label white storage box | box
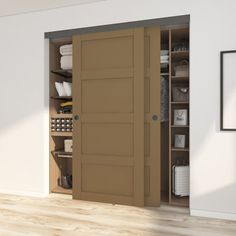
[172,165,189,197]
[64,139,73,153]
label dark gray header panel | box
[45,14,190,39]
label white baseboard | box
[191,209,236,221]
[0,189,49,198]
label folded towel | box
[60,44,72,56]
[55,82,67,97]
[161,55,169,60]
[61,101,73,107]
[161,60,169,64]
[161,50,169,56]
[61,55,72,70]
[63,81,72,96]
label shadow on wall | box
[190,48,236,214]
[191,183,236,215]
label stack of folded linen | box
[55,81,72,97]
[59,101,73,114]
[60,44,72,70]
[160,50,169,64]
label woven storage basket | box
[174,60,189,77]
[172,87,189,102]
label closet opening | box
[47,19,190,208]
[160,26,190,207]
[49,38,73,195]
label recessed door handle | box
[74,115,80,121]
[152,115,158,121]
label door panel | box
[81,123,133,157]
[73,28,144,206]
[81,164,133,196]
[81,78,133,113]
[144,27,161,206]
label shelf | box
[171,51,189,60]
[161,73,169,76]
[171,195,189,207]
[171,101,189,105]
[51,132,72,137]
[171,147,189,152]
[171,76,189,82]
[51,114,73,119]
[52,186,72,195]
[51,69,72,78]
[50,96,72,100]
[171,125,189,128]
[52,150,72,159]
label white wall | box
[0,0,104,16]
[0,0,236,220]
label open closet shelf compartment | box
[52,186,72,195]
[171,51,189,60]
[52,150,72,159]
[171,195,189,207]
[171,76,189,82]
[51,69,72,78]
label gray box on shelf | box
[174,109,188,126]
[174,134,186,148]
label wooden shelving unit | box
[49,38,73,196]
[168,27,190,207]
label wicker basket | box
[172,87,189,102]
[174,60,189,77]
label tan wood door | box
[73,28,145,206]
[144,26,161,206]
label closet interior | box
[49,39,73,195]
[160,27,190,207]
[49,25,190,207]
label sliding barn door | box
[144,27,161,206]
[73,28,144,206]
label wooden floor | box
[0,194,235,236]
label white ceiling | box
[0,0,104,17]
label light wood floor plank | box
[0,194,235,236]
